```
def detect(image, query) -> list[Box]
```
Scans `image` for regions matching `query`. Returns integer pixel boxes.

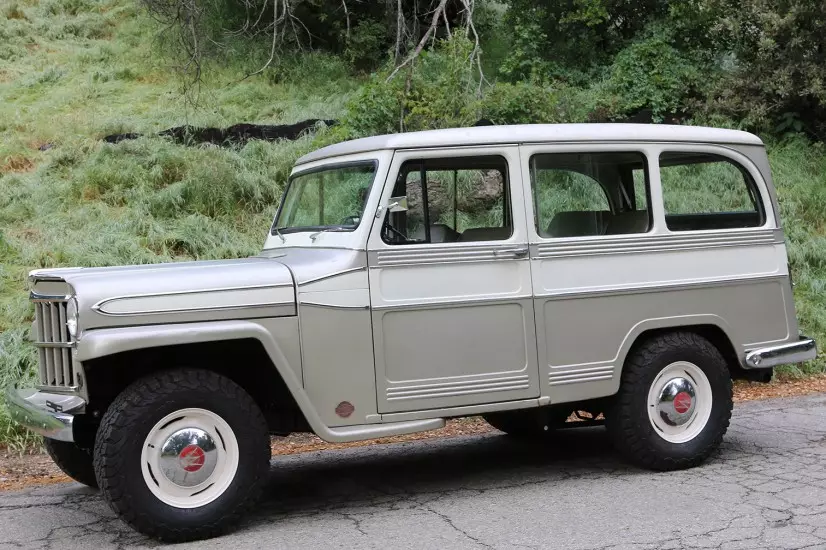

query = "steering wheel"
[340,215,360,226]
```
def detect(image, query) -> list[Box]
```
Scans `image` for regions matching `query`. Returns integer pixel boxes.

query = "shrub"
[606,25,710,120]
[478,82,562,124]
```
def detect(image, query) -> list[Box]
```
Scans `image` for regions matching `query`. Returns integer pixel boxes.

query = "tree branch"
[386,0,449,82]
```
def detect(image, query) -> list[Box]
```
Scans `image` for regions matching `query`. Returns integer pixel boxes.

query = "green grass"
[0,0,360,449]
[1,0,824,452]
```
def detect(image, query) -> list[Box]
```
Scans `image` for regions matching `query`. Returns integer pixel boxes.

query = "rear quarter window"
[659,152,765,232]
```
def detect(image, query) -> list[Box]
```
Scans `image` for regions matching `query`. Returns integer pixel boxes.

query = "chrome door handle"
[493,247,529,258]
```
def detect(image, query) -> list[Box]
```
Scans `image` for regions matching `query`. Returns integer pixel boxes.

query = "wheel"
[606,331,733,471]
[44,438,98,488]
[483,407,571,438]
[94,369,271,542]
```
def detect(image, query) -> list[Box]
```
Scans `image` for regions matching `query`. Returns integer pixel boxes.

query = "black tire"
[94,369,270,542]
[606,331,733,471]
[44,438,98,489]
[483,407,571,438]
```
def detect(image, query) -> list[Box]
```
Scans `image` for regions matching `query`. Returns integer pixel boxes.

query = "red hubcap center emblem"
[673,392,692,414]
[179,444,206,472]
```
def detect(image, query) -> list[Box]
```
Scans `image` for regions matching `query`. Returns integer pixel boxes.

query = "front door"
[367,146,540,414]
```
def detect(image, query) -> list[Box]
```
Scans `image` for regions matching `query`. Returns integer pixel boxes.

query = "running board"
[322,418,445,443]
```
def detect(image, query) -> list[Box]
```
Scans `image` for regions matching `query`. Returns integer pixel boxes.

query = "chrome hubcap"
[647,361,713,444]
[141,408,239,509]
[655,377,696,426]
[158,428,219,487]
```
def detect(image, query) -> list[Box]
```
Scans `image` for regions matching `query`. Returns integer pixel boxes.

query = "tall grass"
[0,0,358,449]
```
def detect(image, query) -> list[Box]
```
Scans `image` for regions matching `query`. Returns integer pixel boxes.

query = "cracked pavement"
[1,394,825,549]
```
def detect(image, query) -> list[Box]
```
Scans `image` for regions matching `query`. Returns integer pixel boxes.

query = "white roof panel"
[296,123,763,165]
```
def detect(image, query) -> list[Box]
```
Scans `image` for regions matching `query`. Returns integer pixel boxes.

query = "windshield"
[273,161,377,235]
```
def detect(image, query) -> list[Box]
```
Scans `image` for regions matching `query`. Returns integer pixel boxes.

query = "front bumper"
[745,336,817,369]
[4,387,85,442]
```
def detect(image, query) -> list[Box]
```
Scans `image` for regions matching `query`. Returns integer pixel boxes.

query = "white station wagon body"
[8,124,817,540]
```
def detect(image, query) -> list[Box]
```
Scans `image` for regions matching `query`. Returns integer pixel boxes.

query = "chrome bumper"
[745,336,817,369]
[4,387,85,442]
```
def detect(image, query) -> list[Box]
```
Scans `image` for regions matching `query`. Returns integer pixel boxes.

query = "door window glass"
[530,152,651,238]
[382,156,512,244]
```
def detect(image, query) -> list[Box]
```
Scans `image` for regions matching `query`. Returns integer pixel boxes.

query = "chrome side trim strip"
[548,366,614,386]
[93,301,296,317]
[387,381,532,401]
[300,301,369,310]
[92,282,293,307]
[532,229,780,259]
[745,336,817,368]
[372,244,530,267]
[372,294,534,311]
[388,373,530,393]
[535,274,788,301]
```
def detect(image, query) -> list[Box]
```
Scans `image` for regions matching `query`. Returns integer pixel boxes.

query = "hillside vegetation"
[1,0,825,449]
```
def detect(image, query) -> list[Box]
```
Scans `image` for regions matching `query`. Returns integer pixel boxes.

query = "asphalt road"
[1,394,826,550]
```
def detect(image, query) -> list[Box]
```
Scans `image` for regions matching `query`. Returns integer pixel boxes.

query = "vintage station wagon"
[8,124,817,541]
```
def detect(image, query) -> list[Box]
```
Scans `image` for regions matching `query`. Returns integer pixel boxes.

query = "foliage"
[702,0,826,140]
[606,24,709,119]
[498,0,671,83]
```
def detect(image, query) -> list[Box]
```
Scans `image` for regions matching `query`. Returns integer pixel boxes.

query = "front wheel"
[94,369,271,542]
[44,438,98,488]
[606,332,733,471]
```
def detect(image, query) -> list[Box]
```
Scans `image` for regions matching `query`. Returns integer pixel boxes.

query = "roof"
[296,123,763,165]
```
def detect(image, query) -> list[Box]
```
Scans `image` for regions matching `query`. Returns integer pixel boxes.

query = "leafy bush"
[478,82,562,124]
[703,0,826,140]
[607,25,709,119]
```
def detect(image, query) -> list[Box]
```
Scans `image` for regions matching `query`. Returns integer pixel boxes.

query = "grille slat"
[32,295,76,389]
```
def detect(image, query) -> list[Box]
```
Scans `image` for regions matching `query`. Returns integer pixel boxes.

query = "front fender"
[75,320,334,440]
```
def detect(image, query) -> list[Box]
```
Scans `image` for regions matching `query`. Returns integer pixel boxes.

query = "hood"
[30,258,296,332]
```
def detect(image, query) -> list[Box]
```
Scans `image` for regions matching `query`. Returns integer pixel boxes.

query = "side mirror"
[387,196,408,213]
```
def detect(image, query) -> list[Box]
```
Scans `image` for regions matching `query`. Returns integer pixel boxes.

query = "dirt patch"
[0,452,69,492]
[1,155,35,174]
[2,374,825,491]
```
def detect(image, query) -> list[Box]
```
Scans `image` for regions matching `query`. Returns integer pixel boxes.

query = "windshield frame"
[271,159,379,236]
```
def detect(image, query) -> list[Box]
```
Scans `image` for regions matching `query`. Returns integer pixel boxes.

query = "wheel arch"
[75,321,328,444]
[616,316,742,383]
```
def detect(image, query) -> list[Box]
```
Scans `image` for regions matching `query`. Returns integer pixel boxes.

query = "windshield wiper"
[308,226,352,242]
[273,227,286,244]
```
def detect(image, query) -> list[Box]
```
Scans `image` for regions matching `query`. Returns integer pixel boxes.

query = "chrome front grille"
[32,297,76,388]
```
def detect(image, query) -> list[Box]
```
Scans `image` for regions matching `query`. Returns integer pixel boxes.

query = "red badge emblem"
[673,392,692,414]
[179,445,206,472]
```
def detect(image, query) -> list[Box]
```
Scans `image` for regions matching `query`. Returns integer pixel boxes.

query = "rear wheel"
[44,438,98,488]
[94,369,270,542]
[606,332,733,471]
